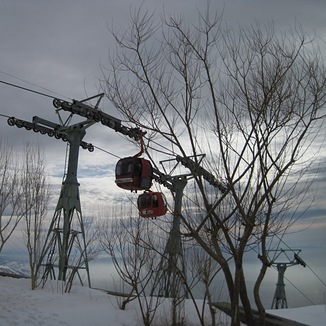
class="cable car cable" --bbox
[138,130,178,157]
[273,233,326,288]
[0,79,62,101]
[305,264,326,288]
[147,143,175,157]
[145,137,177,157]
[0,78,175,159]
[92,145,121,159]
[0,112,11,119]
[0,70,71,100]
[282,272,316,305]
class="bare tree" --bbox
[193,247,224,326]
[0,137,25,253]
[103,6,326,325]
[99,211,164,326]
[21,143,51,289]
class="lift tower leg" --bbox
[151,176,188,298]
[41,127,91,290]
[271,263,288,309]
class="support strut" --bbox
[151,176,188,298]
[41,124,91,290]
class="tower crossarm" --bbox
[176,155,227,193]
[7,116,94,152]
[266,249,306,267]
[53,98,141,141]
[152,167,174,192]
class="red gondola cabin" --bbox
[115,156,153,191]
[137,191,168,218]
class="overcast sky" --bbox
[1,0,326,308]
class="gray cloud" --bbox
[1,0,326,307]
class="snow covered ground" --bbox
[0,275,226,326]
[0,274,325,326]
[267,305,326,326]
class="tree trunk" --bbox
[240,267,254,325]
[254,263,268,325]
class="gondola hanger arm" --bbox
[133,130,144,158]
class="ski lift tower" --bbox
[266,249,306,309]
[150,160,190,299]
[150,155,227,299]
[7,94,141,291]
[40,115,94,290]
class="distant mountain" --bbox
[0,265,29,278]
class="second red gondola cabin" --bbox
[137,191,168,218]
[115,156,153,191]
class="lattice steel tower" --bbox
[7,94,141,291]
[150,155,227,298]
[267,249,306,309]
[150,173,189,299]
[40,118,94,290]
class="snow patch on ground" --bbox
[0,274,325,325]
